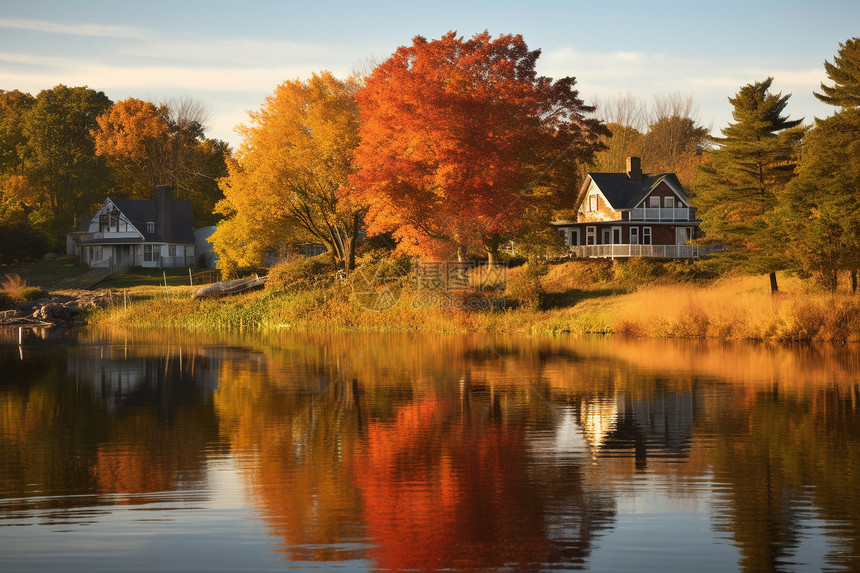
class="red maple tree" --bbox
[349,31,606,261]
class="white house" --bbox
[68,186,196,271]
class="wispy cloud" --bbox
[542,48,826,95]
[539,47,832,131]
[0,62,335,93]
[0,17,148,39]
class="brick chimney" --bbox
[155,185,172,241]
[626,156,642,181]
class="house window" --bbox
[586,226,596,246]
[168,245,177,257]
[558,229,568,246]
[664,196,674,208]
[649,196,660,208]
[642,227,652,245]
[570,229,579,246]
[147,222,155,234]
[630,228,639,245]
[143,244,156,262]
[588,195,598,212]
[100,210,120,231]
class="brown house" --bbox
[554,157,701,259]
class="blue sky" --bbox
[1,0,857,148]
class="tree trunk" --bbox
[769,272,779,295]
[456,245,466,263]
[345,215,361,275]
[851,270,858,294]
[482,233,501,269]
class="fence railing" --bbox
[191,269,221,286]
[629,207,695,221]
[570,244,699,259]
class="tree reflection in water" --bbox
[1,329,859,571]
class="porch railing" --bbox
[570,244,699,259]
[629,207,695,221]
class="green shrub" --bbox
[506,260,547,311]
[268,255,334,292]
[18,286,44,301]
[354,253,412,276]
[568,259,613,285]
[612,258,665,290]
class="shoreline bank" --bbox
[84,276,860,344]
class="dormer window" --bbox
[147,222,155,234]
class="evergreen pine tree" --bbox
[695,78,804,293]
[814,37,860,110]
[779,38,860,291]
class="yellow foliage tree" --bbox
[213,72,364,272]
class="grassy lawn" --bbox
[0,257,208,292]
[98,267,200,290]
[1,256,90,290]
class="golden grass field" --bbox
[84,259,860,343]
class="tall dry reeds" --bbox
[608,277,860,342]
[0,274,44,307]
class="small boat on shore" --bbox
[194,276,267,299]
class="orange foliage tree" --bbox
[95,98,172,191]
[349,31,607,261]
[94,97,228,225]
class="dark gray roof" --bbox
[109,197,194,244]
[588,173,685,210]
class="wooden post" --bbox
[189,268,194,298]
[18,326,23,346]
[163,271,169,299]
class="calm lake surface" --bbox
[1,328,859,572]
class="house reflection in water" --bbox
[65,344,220,414]
[596,392,695,468]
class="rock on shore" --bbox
[4,290,119,328]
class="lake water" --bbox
[1,328,859,572]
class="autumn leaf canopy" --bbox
[348,31,606,259]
